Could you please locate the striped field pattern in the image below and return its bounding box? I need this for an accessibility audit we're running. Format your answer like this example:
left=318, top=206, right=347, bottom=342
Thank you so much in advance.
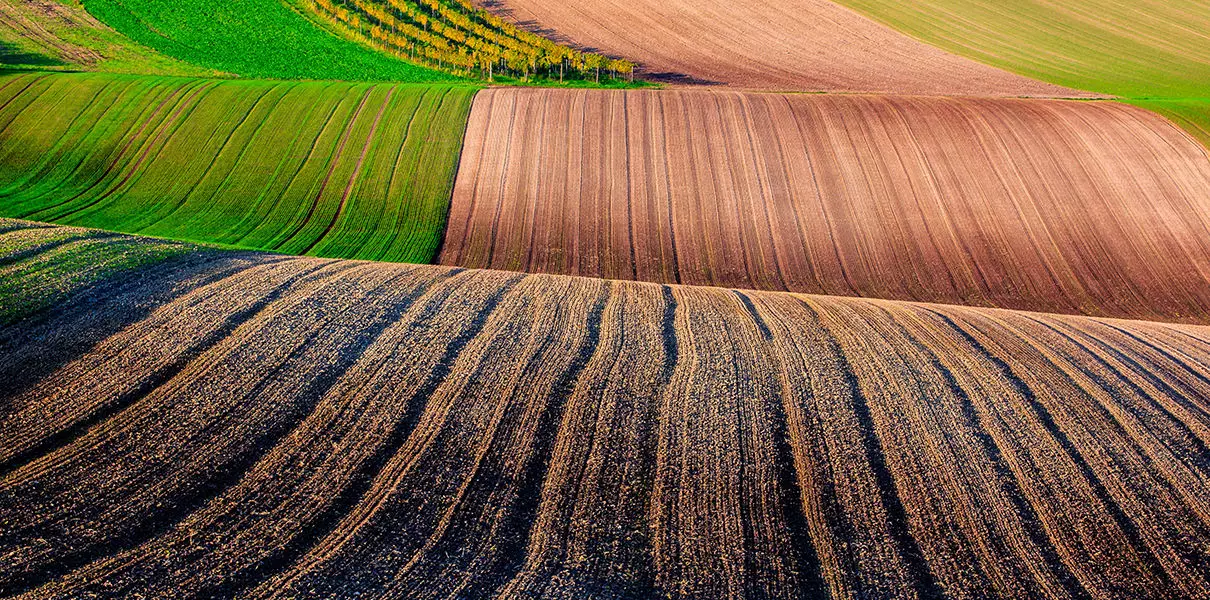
left=0, top=72, right=475, bottom=262
left=441, top=88, right=1210, bottom=323
left=3, top=220, right=1210, bottom=599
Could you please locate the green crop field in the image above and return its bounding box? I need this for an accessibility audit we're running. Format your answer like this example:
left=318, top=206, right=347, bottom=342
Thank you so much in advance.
left=80, top=0, right=458, bottom=82
left=0, top=72, right=476, bottom=262
left=0, top=0, right=210, bottom=76
left=829, top=0, right=1210, bottom=99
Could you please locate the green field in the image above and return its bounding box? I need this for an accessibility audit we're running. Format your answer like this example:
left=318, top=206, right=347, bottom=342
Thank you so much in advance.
left=0, top=219, right=196, bottom=324
left=830, top=0, right=1210, bottom=99
left=0, top=72, right=476, bottom=262
left=0, top=0, right=210, bottom=76
left=80, top=0, right=457, bottom=82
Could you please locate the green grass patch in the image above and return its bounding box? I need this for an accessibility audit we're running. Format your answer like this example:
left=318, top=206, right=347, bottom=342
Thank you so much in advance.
left=0, top=218, right=196, bottom=325
left=829, top=0, right=1210, bottom=99
left=0, top=72, right=476, bottom=263
left=0, top=0, right=210, bottom=76
left=80, top=0, right=458, bottom=82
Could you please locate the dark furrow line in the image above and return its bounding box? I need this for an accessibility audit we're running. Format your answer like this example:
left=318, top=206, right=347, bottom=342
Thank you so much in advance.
left=1037, top=318, right=1210, bottom=480
left=1020, top=318, right=1210, bottom=581
left=737, top=293, right=829, bottom=599
left=887, top=310, right=1092, bottom=600
left=276, top=86, right=374, bottom=252
left=581, top=286, right=680, bottom=597
left=0, top=252, right=257, bottom=407
left=800, top=299, right=947, bottom=600
left=656, top=95, right=681, bottom=285
left=0, top=261, right=330, bottom=481
left=82, top=268, right=462, bottom=600
left=622, top=93, right=638, bottom=281
left=300, top=86, right=396, bottom=256
left=734, top=290, right=773, bottom=341
left=0, top=73, right=47, bottom=131
left=461, top=285, right=611, bottom=599
left=1, top=262, right=407, bottom=596
left=1100, top=323, right=1210, bottom=424
left=484, top=94, right=520, bottom=267
left=926, top=309, right=1178, bottom=595
left=0, top=231, right=120, bottom=267
left=203, top=271, right=519, bottom=600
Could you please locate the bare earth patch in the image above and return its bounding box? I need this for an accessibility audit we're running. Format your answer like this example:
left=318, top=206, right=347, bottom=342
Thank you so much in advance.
left=2, top=221, right=1209, bottom=598
left=475, top=0, right=1091, bottom=96
left=442, top=88, right=1210, bottom=323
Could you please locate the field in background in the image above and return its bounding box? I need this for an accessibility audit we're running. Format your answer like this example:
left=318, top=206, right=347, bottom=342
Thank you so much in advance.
left=442, top=88, right=1210, bottom=323
left=0, top=0, right=210, bottom=75
left=829, top=0, right=1210, bottom=99
left=80, top=0, right=457, bottom=81
left=0, top=72, right=475, bottom=262
left=472, top=0, right=1085, bottom=97
left=2, top=220, right=1209, bottom=598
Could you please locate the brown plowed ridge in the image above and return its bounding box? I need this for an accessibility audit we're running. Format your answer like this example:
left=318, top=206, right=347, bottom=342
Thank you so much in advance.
left=441, top=88, right=1210, bottom=324
left=4, top=220, right=1210, bottom=598
left=475, top=0, right=1087, bottom=97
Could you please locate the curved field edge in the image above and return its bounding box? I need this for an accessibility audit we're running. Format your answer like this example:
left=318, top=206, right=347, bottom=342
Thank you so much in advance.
left=0, top=72, right=477, bottom=263
left=2, top=218, right=1210, bottom=598
left=441, top=87, right=1210, bottom=324
left=79, top=0, right=459, bottom=82
left=826, top=0, right=1210, bottom=99
left=1130, top=99, right=1210, bottom=158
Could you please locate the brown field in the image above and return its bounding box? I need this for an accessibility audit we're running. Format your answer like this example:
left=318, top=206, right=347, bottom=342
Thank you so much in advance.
left=474, top=0, right=1086, bottom=97
left=441, top=88, right=1210, bottom=324
left=4, top=220, right=1210, bottom=598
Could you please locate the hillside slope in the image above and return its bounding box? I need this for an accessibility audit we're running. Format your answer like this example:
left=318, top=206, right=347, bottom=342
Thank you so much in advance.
left=472, top=0, right=1085, bottom=96
left=441, top=88, right=1210, bottom=323
left=0, top=73, right=475, bottom=262
left=80, top=0, right=456, bottom=81
left=2, top=220, right=1210, bottom=598
left=828, top=0, right=1210, bottom=99
left=0, top=0, right=209, bottom=75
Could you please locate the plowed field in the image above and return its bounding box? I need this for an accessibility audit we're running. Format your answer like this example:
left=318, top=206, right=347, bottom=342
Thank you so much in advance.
left=4, top=219, right=1210, bottom=599
left=474, top=0, right=1084, bottom=97
left=0, top=72, right=474, bottom=262
left=441, top=88, right=1210, bottom=323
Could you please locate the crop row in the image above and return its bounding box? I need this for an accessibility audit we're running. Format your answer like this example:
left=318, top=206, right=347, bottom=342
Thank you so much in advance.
left=2, top=220, right=1209, bottom=598
left=442, top=88, right=1210, bottom=324
left=0, top=72, right=474, bottom=262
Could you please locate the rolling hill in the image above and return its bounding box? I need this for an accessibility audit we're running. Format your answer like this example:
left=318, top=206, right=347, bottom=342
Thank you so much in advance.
left=2, top=220, right=1209, bottom=598
left=470, top=0, right=1087, bottom=96
left=440, top=88, right=1210, bottom=323
left=80, top=0, right=457, bottom=81
left=0, top=72, right=475, bottom=262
